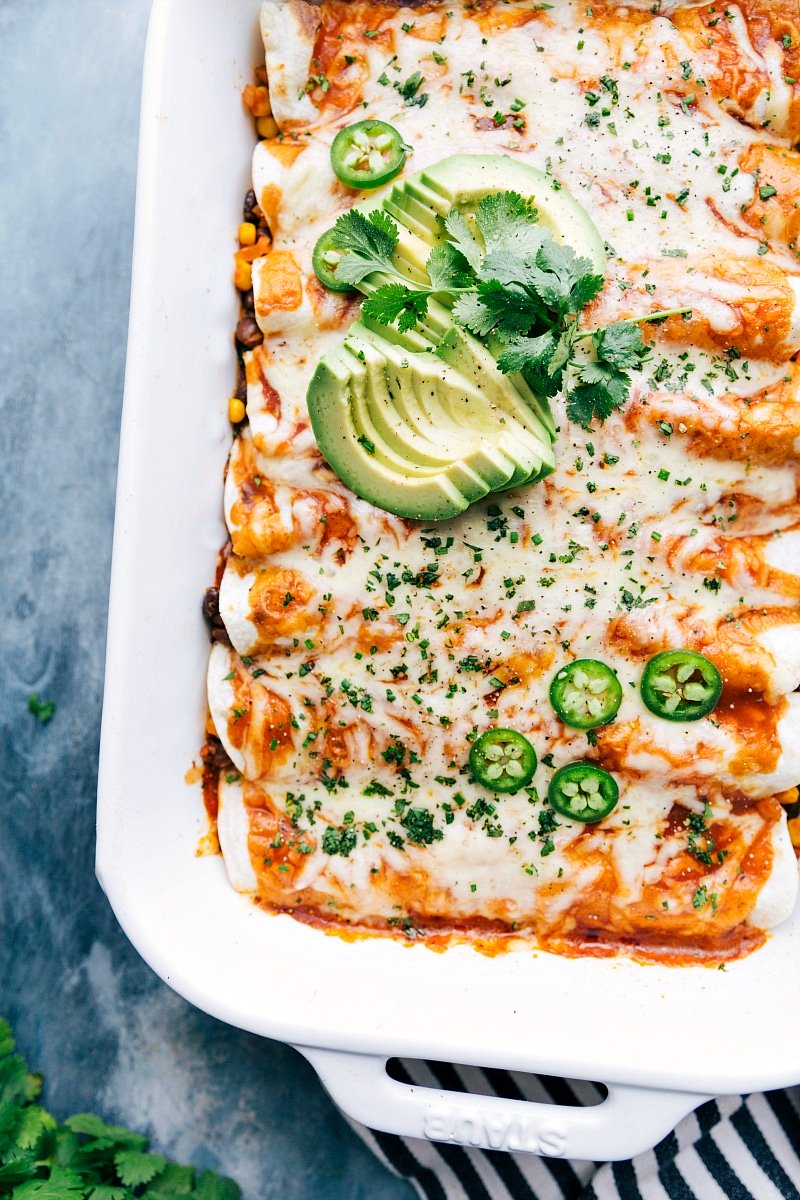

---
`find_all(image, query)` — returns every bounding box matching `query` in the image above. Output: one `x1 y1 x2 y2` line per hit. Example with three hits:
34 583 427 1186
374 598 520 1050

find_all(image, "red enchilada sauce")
231 784 782 966
193 10 800 969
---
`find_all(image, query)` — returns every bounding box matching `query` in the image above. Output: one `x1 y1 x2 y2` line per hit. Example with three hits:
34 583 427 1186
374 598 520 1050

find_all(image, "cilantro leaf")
495 330 557 374
452 280 540 336
568 357 630 426
520 240 602 317
27 694 55 724
361 284 429 331
565 320 650 427
147 1163 195 1194
593 320 648 369
0 1155 39 1189
474 192 548 284
474 191 537 249
425 242 472 291
568 269 605 312
0 1022 243 1200
442 210 483 273
0 1053 41 1106
481 237 547 287
450 290 496 336
12 1168 85 1199
0 1101 20 1154
14 1106 56 1153
193 1170 241 1200
566 383 609 428
574 360 627 397
327 209 399 285
66 1114 146 1151
114 1150 167 1187
496 330 567 396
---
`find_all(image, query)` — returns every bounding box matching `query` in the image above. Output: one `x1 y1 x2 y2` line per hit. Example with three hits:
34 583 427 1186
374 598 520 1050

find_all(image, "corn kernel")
238 221 257 247
243 83 272 117
256 115 279 139
233 256 252 291
229 397 246 424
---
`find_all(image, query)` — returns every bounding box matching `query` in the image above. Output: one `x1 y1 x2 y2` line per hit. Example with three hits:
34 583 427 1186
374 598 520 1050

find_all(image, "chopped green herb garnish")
28 693 56 723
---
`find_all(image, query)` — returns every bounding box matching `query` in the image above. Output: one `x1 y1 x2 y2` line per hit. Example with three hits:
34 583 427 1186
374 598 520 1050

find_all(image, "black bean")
204 588 232 645
236 316 263 349
241 288 255 316
204 736 234 771
202 586 220 623
235 365 247 401
243 188 258 223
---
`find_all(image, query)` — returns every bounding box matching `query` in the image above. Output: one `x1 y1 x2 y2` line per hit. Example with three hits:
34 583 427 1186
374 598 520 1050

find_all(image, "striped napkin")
350 1060 800 1199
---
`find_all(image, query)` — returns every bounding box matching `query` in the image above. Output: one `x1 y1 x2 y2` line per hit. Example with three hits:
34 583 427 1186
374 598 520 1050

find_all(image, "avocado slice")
416 155 607 273
436 325 557 446
359 297 557 454
328 344 460 470
343 326 529 492
344 378 497 509
383 189 443 244
350 325 547 491
341 331 493 472
405 364 545 490
308 351 482 521
306 317 562 520
355 314 556 481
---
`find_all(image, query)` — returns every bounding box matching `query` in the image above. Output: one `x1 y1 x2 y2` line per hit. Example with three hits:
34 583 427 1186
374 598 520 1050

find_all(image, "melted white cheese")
208 1 800 944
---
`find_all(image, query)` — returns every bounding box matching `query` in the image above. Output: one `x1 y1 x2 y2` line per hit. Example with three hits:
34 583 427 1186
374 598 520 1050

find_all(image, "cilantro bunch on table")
325 194 685 428
0 1019 239 1200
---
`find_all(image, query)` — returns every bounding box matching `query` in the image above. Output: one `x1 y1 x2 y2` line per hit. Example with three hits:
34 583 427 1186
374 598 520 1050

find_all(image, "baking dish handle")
297 1046 712 1161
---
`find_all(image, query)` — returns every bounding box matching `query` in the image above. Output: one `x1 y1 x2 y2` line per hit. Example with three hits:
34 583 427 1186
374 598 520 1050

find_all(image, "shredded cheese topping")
207 0 800 962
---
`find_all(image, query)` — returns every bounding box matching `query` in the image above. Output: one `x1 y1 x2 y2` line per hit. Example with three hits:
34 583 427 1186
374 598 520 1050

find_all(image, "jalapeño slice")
312 228 356 292
548 763 619 823
549 659 622 730
469 729 537 794
641 650 722 722
331 120 406 189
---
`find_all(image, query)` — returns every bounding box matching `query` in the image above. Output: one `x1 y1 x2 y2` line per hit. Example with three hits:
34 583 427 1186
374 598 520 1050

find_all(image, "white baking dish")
97 0 800 1162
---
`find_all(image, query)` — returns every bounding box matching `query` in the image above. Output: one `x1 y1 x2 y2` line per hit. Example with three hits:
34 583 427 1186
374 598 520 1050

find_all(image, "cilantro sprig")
497 310 683 428
322 192 688 427
0 1018 240 1200
27 693 56 724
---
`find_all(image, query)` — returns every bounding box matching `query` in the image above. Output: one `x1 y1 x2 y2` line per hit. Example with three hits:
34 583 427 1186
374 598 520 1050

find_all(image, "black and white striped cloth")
350 1060 800 1199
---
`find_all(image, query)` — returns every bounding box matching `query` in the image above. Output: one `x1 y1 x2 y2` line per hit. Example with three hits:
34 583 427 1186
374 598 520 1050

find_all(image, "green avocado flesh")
307 154 605 521
309 322 554 520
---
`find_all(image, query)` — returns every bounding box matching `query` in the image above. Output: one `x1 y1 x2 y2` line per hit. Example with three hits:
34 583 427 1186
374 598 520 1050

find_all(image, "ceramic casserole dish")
97 0 800 1161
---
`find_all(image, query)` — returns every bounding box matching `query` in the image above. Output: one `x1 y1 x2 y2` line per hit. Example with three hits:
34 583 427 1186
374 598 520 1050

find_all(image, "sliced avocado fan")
306 154 606 522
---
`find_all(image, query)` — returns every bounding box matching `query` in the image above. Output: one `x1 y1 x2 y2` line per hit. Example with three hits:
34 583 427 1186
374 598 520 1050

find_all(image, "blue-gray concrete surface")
0 4 413 1197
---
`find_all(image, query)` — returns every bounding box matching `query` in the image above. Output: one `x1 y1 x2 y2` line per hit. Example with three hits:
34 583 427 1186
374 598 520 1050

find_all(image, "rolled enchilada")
204 0 800 963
